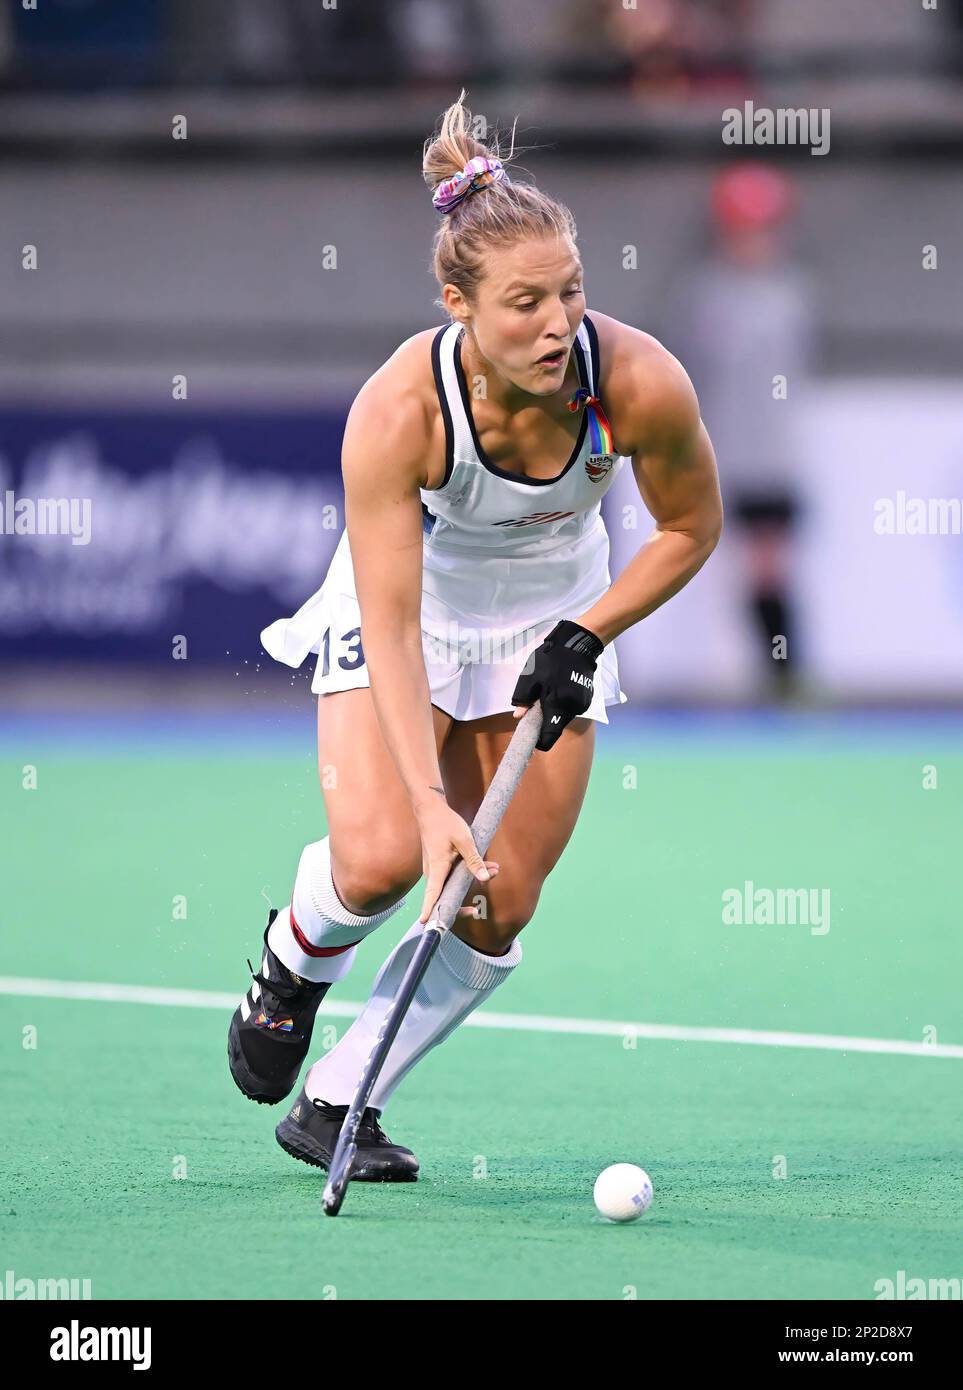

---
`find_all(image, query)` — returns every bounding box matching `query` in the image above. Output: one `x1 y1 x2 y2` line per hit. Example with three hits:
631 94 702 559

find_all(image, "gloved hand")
511 619 605 752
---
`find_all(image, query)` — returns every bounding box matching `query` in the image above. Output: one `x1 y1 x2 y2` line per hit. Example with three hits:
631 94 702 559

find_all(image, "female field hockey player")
228 94 723 1180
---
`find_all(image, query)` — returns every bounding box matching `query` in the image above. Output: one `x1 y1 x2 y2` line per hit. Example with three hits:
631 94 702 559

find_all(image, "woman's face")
446 235 585 396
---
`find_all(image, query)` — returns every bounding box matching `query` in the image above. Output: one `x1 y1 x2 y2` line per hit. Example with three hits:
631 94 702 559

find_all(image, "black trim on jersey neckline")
582 311 601 395
429 324 456 491
451 322 594 488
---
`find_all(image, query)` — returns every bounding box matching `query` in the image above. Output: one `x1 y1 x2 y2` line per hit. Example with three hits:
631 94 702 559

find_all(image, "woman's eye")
514 289 580 311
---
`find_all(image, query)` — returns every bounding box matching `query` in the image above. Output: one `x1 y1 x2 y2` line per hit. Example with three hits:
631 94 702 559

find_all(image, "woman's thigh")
440 712 596 952
316 689 454 913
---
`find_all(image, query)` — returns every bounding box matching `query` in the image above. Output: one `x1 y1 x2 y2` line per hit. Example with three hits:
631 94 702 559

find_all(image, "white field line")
0 975 961 1059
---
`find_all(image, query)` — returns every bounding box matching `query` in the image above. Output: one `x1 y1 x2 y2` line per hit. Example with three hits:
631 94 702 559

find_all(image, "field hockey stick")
322 701 544 1216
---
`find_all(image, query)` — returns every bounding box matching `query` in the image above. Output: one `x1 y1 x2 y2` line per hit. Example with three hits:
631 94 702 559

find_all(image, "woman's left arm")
574 341 723 646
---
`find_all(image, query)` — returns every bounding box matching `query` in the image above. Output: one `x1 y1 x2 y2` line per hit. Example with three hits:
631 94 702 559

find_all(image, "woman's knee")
454 881 540 954
330 832 421 916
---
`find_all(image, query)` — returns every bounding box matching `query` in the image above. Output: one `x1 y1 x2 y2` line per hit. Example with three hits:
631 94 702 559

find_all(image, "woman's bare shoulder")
344 327 447 489
588 309 683 382
587 308 699 456
350 328 436 413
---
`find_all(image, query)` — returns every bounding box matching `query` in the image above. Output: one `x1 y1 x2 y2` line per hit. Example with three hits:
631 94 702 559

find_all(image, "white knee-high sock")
267 837 408 985
304 919 522 1110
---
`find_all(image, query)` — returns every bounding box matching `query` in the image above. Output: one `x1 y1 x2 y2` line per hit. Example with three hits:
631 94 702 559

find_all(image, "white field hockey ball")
593 1164 653 1222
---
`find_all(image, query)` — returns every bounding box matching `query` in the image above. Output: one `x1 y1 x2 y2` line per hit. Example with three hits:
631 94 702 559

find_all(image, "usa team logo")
567 388 616 484
585 453 615 483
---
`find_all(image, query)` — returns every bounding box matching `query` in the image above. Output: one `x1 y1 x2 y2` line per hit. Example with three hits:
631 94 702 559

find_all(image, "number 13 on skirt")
320 626 365 676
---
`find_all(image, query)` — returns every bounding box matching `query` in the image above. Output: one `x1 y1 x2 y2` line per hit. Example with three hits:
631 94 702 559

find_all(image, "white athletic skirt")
261 528 628 725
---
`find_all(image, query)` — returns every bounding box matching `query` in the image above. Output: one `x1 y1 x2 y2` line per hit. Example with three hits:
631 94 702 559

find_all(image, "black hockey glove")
512 619 605 752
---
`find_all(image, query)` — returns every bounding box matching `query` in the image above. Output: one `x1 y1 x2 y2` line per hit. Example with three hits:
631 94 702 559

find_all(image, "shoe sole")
275 1115 419 1183
227 1015 296 1106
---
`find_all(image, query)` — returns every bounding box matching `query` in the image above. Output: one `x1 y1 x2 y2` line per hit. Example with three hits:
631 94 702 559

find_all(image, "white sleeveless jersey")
420 312 624 629
260 311 628 724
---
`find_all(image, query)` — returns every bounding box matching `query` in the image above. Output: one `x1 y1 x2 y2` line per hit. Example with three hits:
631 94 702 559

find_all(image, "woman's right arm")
341 368 495 922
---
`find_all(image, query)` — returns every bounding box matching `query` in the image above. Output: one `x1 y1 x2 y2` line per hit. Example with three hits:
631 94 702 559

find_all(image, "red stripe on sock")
289 907 360 958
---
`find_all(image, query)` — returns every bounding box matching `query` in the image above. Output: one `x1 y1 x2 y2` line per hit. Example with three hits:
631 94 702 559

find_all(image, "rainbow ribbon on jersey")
567 386 614 457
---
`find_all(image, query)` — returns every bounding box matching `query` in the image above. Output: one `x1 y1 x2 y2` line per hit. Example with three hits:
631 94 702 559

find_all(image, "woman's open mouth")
536 349 567 368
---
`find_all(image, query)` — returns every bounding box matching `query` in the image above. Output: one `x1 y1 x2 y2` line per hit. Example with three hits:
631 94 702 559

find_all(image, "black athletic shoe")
227 909 331 1106
275 1087 419 1182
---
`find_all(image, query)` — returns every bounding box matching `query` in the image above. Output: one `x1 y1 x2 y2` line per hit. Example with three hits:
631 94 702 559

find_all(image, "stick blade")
321 1184 343 1217
321 1140 356 1216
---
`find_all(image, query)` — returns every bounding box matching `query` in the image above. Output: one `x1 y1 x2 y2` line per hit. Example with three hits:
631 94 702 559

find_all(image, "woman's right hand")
415 795 499 925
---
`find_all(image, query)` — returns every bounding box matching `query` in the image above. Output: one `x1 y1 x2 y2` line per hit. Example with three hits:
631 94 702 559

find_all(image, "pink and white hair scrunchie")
431 155 509 215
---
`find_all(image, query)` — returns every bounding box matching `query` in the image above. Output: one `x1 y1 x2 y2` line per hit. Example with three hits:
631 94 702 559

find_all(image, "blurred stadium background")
2 0 963 1303
1 0 962 708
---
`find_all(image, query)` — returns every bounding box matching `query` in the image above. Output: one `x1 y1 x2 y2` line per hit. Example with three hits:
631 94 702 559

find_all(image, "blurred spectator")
591 0 755 95
667 164 817 698
170 0 406 87
2 0 495 90
390 0 496 87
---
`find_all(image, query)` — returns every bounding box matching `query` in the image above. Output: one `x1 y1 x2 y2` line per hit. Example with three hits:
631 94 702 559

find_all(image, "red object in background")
711 164 796 231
